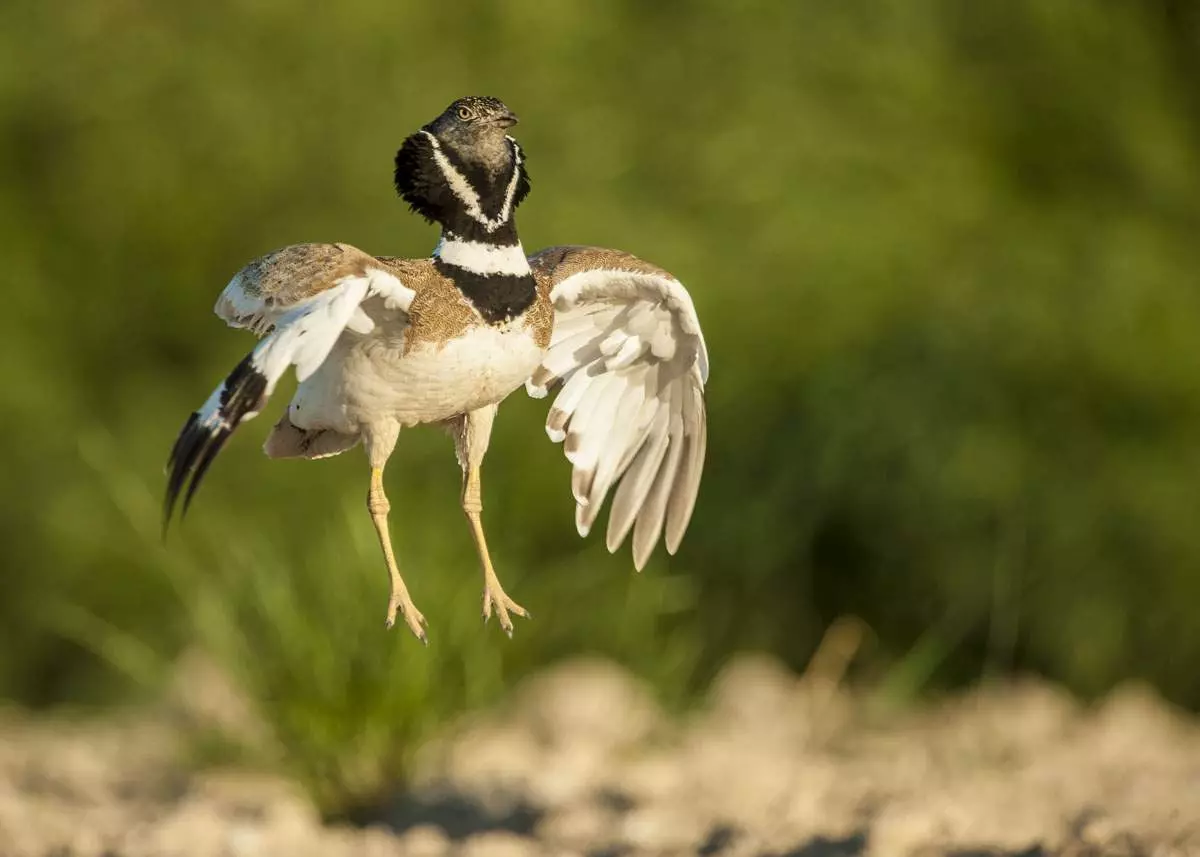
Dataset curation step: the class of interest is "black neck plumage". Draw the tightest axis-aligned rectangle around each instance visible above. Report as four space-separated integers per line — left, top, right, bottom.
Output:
394 131 537 325
431 255 536 325
394 131 530 243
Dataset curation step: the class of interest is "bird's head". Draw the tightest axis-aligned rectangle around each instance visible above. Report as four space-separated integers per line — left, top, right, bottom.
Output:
394 96 530 236
424 96 518 155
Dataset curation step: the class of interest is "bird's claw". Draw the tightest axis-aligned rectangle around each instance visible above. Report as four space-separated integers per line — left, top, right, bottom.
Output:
386 594 428 644
482 584 529 638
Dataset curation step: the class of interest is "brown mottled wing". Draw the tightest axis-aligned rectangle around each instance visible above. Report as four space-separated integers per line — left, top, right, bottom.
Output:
214 242 399 335
526 245 710 569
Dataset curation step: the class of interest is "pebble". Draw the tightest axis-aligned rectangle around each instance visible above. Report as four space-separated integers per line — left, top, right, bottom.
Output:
0 656 1196 856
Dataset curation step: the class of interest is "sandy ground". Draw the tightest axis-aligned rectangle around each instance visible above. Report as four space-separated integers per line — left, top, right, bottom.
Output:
0 652 1197 857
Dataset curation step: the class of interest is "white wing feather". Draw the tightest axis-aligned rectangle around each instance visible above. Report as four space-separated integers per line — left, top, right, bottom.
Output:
252 267 411 400
214 263 414 338
165 264 416 522
199 267 414 427
527 267 709 570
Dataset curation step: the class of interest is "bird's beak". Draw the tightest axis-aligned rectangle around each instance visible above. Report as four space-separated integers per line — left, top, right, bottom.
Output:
496 110 519 128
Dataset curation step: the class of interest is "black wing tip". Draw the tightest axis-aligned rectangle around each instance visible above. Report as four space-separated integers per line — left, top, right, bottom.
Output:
163 355 268 534
162 417 240 534
163 410 211 534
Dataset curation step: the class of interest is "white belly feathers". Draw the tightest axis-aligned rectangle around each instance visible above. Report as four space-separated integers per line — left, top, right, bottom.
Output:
288 320 544 433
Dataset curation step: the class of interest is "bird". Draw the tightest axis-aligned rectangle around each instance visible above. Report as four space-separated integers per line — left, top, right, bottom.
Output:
164 96 709 643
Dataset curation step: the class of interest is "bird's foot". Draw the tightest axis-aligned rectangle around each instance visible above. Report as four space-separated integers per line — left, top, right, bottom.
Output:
482 574 529 638
386 589 428 644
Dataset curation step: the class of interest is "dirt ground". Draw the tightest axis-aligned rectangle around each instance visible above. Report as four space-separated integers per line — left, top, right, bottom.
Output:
0 652 1197 857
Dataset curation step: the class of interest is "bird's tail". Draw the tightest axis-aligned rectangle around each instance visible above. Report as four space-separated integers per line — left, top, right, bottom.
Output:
163 351 269 530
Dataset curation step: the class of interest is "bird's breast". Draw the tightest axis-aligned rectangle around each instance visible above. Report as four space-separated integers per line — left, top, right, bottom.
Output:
338 320 546 427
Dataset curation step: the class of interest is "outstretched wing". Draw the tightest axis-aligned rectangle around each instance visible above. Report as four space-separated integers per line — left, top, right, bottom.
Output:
165 243 414 525
526 246 709 569
213 242 398 337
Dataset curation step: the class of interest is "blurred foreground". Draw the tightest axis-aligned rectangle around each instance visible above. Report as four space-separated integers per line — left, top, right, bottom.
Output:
2 655 1196 857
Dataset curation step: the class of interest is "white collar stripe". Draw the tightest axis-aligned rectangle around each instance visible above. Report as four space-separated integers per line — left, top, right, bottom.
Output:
434 237 531 276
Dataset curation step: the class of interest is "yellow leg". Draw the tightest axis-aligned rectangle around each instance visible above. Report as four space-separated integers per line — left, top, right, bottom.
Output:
462 465 529 637
369 466 427 643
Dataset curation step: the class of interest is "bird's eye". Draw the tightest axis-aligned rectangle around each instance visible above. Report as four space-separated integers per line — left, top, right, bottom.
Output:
457 106 474 121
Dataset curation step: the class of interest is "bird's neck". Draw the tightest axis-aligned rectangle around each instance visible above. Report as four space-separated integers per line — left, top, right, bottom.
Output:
432 228 530 278
431 220 535 326
426 143 530 275
395 130 536 323
395 130 531 246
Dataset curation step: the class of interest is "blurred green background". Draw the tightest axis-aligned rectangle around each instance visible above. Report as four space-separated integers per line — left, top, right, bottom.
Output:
3 0 1200 810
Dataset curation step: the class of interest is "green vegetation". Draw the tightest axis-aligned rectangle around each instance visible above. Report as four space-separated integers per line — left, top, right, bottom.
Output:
3 0 1200 810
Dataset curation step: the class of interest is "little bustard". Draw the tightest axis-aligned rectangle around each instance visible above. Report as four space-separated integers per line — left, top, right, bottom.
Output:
165 97 709 642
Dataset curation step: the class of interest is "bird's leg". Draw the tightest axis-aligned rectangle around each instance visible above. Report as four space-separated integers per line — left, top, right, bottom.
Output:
457 406 528 636
462 465 529 636
364 423 426 642
368 468 426 641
